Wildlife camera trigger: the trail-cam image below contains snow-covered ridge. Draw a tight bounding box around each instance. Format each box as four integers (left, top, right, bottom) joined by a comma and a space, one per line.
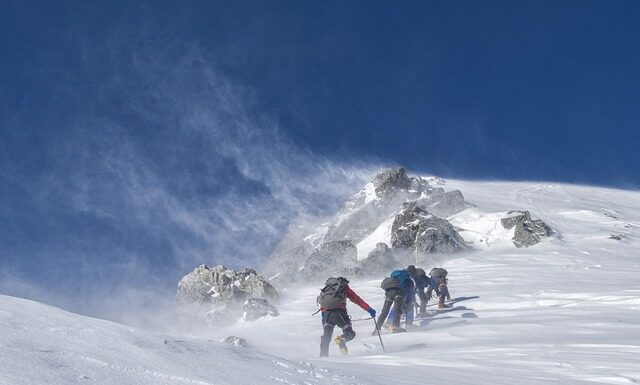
265, 168, 556, 285
5, 178, 640, 385
0, 295, 364, 385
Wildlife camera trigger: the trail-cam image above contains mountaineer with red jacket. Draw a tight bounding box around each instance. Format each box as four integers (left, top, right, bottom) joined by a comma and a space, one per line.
317, 277, 376, 357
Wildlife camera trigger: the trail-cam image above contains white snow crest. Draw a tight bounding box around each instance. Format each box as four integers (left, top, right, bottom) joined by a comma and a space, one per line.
363, 182, 377, 204
357, 216, 395, 259
4, 180, 640, 385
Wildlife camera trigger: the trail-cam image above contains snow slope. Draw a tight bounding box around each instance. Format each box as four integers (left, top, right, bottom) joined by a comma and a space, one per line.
3, 180, 640, 384
0, 295, 368, 385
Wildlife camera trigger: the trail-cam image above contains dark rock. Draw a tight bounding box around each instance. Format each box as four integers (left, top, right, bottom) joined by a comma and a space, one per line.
608, 233, 629, 241
324, 170, 434, 241
264, 168, 467, 283
500, 215, 521, 230
391, 202, 467, 254
414, 216, 468, 254
415, 190, 466, 218
501, 211, 552, 248
176, 265, 279, 328
323, 169, 431, 243
221, 336, 248, 347
242, 298, 279, 321
176, 265, 279, 306
372, 167, 412, 197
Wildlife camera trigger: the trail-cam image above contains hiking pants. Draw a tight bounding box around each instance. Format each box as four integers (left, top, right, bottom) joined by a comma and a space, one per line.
320, 309, 355, 357
427, 278, 450, 306
387, 302, 414, 328
415, 283, 429, 313
375, 288, 405, 329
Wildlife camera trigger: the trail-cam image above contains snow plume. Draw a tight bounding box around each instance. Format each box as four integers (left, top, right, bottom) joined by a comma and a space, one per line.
0, 40, 378, 327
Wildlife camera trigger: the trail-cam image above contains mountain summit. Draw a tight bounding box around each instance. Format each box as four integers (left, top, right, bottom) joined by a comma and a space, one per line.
264, 168, 551, 286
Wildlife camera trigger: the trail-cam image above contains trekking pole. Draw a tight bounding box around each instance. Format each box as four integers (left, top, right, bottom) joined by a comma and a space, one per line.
371, 318, 386, 353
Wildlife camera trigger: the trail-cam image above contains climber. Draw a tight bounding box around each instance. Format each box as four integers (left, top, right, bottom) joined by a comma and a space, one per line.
317, 277, 376, 357
407, 265, 430, 315
426, 267, 451, 308
374, 268, 414, 333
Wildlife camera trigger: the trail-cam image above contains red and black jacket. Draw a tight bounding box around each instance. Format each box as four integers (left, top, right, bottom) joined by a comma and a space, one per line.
320, 285, 371, 312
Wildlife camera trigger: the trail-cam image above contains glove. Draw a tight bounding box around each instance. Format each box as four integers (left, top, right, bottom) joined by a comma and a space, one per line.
367, 308, 376, 318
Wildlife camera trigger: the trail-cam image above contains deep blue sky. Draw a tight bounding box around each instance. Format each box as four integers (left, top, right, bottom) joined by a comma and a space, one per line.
1, 1, 639, 319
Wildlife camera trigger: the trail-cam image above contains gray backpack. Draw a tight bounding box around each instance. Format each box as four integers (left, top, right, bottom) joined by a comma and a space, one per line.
380, 277, 401, 290
430, 267, 448, 278
317, 277, 349, 309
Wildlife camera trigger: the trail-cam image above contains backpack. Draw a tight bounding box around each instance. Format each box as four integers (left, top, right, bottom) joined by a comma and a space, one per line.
430, 267, 448, 278
415, 268, 426, 278
391, 269, 410, 284
317, 277, 349, 309
380, 277, 401, 290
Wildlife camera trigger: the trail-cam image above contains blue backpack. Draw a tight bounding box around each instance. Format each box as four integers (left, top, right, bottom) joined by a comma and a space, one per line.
390, 269, 410, 286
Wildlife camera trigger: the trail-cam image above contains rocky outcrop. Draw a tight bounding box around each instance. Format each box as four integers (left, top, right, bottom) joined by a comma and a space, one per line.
176, 265, 279, 328
301, 240, 357, 280
176, 265, 279, 306
608, 233, 631, 241
323, 169, 435, 243
501, 211, 552, 247
221, 336, 248, 347
242, 298, 279, 321
391, 202, 467, 254
372, 167, 412, 197
416, 190, 466, 218
264, 168, 469, 284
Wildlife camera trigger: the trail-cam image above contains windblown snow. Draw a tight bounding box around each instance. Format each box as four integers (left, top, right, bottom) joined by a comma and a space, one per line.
356, 216, 394, 258
2, 179, 640, 385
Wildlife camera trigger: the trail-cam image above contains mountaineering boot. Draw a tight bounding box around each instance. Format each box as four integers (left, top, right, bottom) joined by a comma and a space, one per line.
390, 325, 406, 333
438, 303, 450, 309
335, 336, 348, 355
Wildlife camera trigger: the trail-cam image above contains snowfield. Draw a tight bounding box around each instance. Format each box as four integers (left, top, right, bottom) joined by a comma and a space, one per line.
2, 180, 640, 384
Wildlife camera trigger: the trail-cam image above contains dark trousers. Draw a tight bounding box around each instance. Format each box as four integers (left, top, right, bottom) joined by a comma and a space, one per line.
416, 285, 429, 313
426, 278, 451, 306
375, 288, 405, 329
320, 309, 355, 357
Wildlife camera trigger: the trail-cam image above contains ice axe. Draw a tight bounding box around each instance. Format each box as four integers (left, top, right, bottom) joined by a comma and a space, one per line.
371, 318, 386, 353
